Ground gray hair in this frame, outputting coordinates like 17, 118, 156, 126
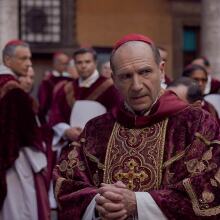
2, 41, 30, 64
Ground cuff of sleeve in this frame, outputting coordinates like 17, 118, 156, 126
82, 194, 101, 220
52, 122, 71, 146
135, 192, 167, 220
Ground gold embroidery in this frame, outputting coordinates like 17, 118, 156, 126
195, 132, 220, 146
54, 176, 65, 201
210, 178, 218, 187
163, 149, 187, 169
59, 160, 68, 172
59, 144, 85, 178
201, 191, 215, 204
68, 149, 78, 160
114, 159, 148, 190
103, 119, 168, 191
70, 141, 81, 147
84, 147, 104, 169
185, 147, 217, 176
183, 178, 220, 216
214, 168, 220, 184
202, 147, 213, 161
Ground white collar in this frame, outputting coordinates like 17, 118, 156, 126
0, 65, 17, 78
52, 70, 71, 77
78, 70, 99, 88
204, 74, 211, 95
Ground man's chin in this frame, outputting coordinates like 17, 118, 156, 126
131, 105, 151, 115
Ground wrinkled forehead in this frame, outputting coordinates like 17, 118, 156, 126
112, 41, 153, 61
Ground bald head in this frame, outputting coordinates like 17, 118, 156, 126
53, 53, 69, 74
110, 41, 161, 73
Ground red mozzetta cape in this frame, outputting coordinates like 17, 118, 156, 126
49, 76, 122, 127
38, 72, 73, 124
54, 91, 220, 219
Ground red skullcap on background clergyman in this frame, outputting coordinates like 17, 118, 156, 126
113, 33, 154, 53
53, 52, 65, 59
5, 39, 26, 47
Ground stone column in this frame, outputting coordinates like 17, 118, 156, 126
0, 0, 19, 63
201, 0, 220, 77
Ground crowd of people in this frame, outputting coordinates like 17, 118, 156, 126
1, 33, 220, 220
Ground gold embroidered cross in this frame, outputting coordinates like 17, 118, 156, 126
114, 159, 148, 190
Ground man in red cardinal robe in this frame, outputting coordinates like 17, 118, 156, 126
38, 52, 73, 124
54, 34, 220, 220
48, 47, 121, 211
0, 40, 49, 220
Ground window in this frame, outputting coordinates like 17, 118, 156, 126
19, 0, 61, 43
183, 26, 200, 67
19, 0, 76, 53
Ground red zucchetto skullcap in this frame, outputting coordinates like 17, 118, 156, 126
113, 33, 154, 52
5, 39, 26, 47
53, 52, 65, 59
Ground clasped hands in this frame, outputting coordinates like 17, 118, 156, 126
95, 181, 137, 220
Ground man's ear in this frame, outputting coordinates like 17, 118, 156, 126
159, 61, 165, 81
4, 55, 12, 67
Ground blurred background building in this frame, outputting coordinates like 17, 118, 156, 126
1, 0, 220, 96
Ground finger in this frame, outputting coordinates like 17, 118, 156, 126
98, 186, 124, 197
75, 126, 82, 130
96, 204, 107, 217
105, 209, 127, 219
103, 201, 124, 212
99, 190, 123, 202
95, 194, 110, 205
115, 181, 126, 188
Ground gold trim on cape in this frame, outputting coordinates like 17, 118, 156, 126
54, 176, 65, 201
183, 178, 220, 216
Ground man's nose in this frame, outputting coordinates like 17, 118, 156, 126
27, 59, 32, 67
131, 74, 142, 91
81, 62, 87, 68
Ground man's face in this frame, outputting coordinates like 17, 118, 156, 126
74, 52, 97, 79
6, 46, 32, 76
112, 42, 164, 113
19, 66, 35, 93
54, 54, 69, 73
100, 61, 112, 78
190, 69, 207, 94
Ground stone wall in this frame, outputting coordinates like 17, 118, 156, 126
0, 0, 18, 63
